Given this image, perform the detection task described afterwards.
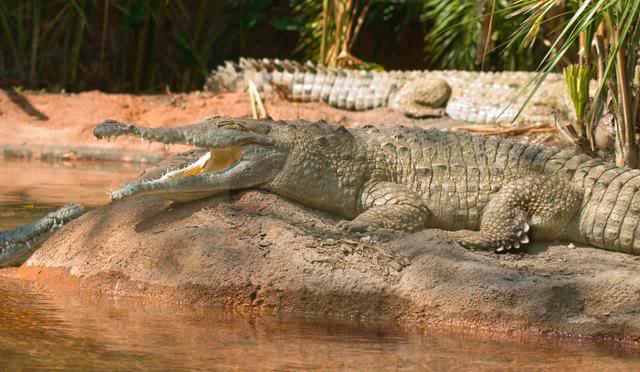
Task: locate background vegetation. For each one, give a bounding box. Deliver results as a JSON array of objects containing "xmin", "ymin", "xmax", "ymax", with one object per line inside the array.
[
  {"xmin": 1, "ymin": 1, "xmax": 638, "ymax": 165},
  {"xmin": 1, "ymin": 0, "xmax": 572, "ymax": 93},
  {"xmin": 508, "ymin": 0, "xmax": 639, "ymax": 167},
  {"xmin": 0, "ymin": 0, "xmax": 296, "ymax": 92}
]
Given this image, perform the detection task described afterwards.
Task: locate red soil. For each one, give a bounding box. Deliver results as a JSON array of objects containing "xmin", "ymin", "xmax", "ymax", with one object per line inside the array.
[
  {"xmin": 0, "ymin": 89, "xmax": 435, "ymax": 155},
  {"xmin": 0, "ymin": 89, "xmax": 560, "ymax": 160}
]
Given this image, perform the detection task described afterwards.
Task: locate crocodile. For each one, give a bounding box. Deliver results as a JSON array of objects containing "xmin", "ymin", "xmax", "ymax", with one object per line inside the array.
[
  {"xmin": 205, "ymin": 58, "xmax": 574, "ymax": 125},
  {"xmin": 93, "ymin": 116, "xmax": 640, "ymax": 255},
  {"xmin": 0, "ymin": 204, "xmax": 84, "ymax": 268}
]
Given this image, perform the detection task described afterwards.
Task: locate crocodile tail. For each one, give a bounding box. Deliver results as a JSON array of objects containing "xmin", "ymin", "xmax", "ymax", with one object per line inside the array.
[
  {"xmin": 204, "ymin": 58, "xmax": 309, "ymax": 94},
  {"xmin": 204, "ymin": 59, "xmax": 245, "ymax": 92},
  {"xmin": 204, "ymin": 58, "xmax": 404, "ymax": 111},
  {"xmin": 0, "ymin": 204, "xmax": 84, "ymax": 267},
  {"xmin": 314, "ymin": 68, "xmax": 404, "ymax": 111},
  {"xmin": 576, "ymin": 166, "xmax": 640, "ymax": 254}
]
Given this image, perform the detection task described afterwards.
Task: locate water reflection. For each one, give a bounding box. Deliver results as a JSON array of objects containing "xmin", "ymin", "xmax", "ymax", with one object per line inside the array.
[{"xmin": 0, "ymin": 276, "xmax": 639, "ymax": 370}]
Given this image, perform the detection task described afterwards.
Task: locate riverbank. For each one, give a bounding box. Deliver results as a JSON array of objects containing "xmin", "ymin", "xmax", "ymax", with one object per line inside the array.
[
  {"xmin": 0, "ymin": 89, "xmax": 422, "ymax": 161},
  {"xmin": 7, "ymin": 190, "xmax": 640, "ymax": 344}
]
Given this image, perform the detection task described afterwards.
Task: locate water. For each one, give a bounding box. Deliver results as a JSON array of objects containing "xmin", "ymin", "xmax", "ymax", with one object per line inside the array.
[
  {"xmin": 1, "ymin": 277, "xmax": 640, "ymax": 371},
  {"xmin": 0, "ymin": 158, "xmax": 144, "ymax": 230},
  {"xmin": 1, "ymin": 158, "xmax": 640, "ymax": 370}
]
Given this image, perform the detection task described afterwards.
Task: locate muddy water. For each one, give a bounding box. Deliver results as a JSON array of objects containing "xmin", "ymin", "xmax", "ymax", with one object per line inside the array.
[
  {"xmin": 0, "ymin": 158, "xmax": 144, "ymax": 230},
  {"xmin": 1, "ymin": 158, "xmax": 640, "ymax": 370},
  {"xmin": 2, "ymin": 277, "xmax": 640, "ymax": 370}
]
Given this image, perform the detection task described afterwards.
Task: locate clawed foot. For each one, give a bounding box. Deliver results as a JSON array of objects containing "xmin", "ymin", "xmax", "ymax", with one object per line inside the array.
[{"xmin": 449, "ymin": 223, "xmax": 531, "ymax": 254}]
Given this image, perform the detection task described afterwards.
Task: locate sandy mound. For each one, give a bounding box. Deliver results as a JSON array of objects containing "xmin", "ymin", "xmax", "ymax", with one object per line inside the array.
[{"xmin": 22, "ymin": 190, "xmax": 640, "ymax": 341}]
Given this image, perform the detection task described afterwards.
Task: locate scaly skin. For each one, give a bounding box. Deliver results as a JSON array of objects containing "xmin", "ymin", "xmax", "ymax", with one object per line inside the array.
[
  {"xmin": 95, "ymin": 117, "xmax": 640, "ymax": 255},
  {"xmin": 205, "ymin": 58, "xmax": 573, "ymax": 124},
  {"xmin": 0, "ymin": 204, "xmax": 84, "ymax": 267}
]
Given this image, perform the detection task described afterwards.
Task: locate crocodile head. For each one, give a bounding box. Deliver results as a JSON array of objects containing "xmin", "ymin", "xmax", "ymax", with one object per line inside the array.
[
  {"xmin": 94, "ymin": 117, "xmax": 363, "ymax": 215},
  {"xmin": 0, "ymin": 204, "xmax": 84, "ymax": 268}
]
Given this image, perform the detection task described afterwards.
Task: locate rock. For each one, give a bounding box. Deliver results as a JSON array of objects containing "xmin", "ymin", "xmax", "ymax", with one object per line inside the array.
[
  {"xmin": 24, "ymin": 190, "xmax": 640, "ymax": 341},
  {"xmin": 390, "ymin": 78, "xmax": 451, "ymax": 118}
]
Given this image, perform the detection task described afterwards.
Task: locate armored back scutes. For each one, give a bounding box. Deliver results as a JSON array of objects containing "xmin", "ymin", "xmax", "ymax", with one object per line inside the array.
[{"xmin": 205, "ymin": 58, "xmax": 575, "ymax": 125}]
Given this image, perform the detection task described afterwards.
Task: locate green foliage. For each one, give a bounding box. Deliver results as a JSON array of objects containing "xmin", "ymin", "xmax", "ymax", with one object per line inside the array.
[
  {"xmin": 289, "ymin": 0, "xmax": 550, "ymax": 71},
  {"xmin": 421, "ymin": 0, "xmax": 479, "ymax": 70},
  {"xmin": 290, "ymin": 0, "xmax": 323, "ymax": 62},
  {"xmin": 290, "ymin": 0, "xmax": 422, "ymax": 67},
  {"xmin": 421, "ymin": 0, "xmax": 549, "ymax": 71},
  {"xmin": 563, "ymin": 64, "xmax": 592, "ymax": 122},
  {"xmin": 0, "ymin": 0, "xmax": 283, "ymax": 92},
  {"xmin": 0, "ymin": 0, "xmax": 568, "ymax": 92},
  {"xmin": 509, "ymin": 0, "xmax": 640, "ymax": 166}
]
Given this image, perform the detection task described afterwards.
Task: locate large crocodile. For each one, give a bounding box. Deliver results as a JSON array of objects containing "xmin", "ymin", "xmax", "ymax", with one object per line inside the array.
[
  {"xmin": 0, "ymin": 204, "xmax": 84, "ymax": 268},
  {"xmin": 90, "ymin": 117, "xmax": 640, "ymax": 255},
  {"xmin": 206, "ymin": 58, "xmax": 573, "ymax": 124}
]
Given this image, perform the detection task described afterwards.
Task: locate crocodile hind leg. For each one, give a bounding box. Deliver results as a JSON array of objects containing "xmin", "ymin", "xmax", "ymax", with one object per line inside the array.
[
  {"xmin": 337, "ymin": 181, "xmax": 430, "ymax": 232},
  {"xmin": 450, "ymin": 175, "xmax": 582, "ymax": 253}
]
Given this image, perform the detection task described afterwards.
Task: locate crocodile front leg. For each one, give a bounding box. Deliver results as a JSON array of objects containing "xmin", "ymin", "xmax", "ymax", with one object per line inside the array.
[
  {"xmin": 337, "ymin": 181, "xmax": 430, "ymax": 232},
  {"xmin": 450, "ymin": 175, "xmax": 582, "ymax": 253}
]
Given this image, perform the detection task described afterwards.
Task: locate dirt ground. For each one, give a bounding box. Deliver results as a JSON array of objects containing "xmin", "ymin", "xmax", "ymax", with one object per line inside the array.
[
  {"xmin": 7, "ymin": 190, "xmax": 640, "ymax": 343},
  {"xmin": 0, "ymin": 89, "xmax": 564, "ymax": 162}
]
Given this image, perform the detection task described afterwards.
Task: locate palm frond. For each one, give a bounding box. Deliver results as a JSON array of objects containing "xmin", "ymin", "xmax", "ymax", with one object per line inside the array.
[
  {"xmin": 422, "ymin": 0, "xmax": 548, "ymax": 71},
  {"xmin": 508, "ymin": 0, "xmax": 640, "ymax": 166}
]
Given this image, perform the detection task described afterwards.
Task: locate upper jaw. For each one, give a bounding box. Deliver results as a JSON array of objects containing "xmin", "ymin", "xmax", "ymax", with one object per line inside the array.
[
  {"xmin": 0, "ymin": 204, "xmax": 84, "ymax": 267},
  {"xmin": 93, "ymin": 119, "xmax": 275, "ymax": 148}
]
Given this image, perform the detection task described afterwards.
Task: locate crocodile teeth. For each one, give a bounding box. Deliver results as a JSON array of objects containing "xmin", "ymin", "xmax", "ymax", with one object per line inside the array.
[
  {"xmin": 513, "ymin": 242, "xmax": 520, "ymax": 249},
  {"xmin": 523, "ymin": 223, "xmax": 530, "ymax": 233},
  {"xmin": 496, "ymin": 246, "xmax": 505, "ymax": 253},
  {"xmin": 156, "ymin": 151, "xmax": 211, "ymax": 182},
  {"xmin": 520, "ymin": 235, "xmax": 529, "ymax": 244}
]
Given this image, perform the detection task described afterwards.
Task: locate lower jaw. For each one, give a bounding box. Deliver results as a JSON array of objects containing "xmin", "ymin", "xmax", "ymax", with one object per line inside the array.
[{"xmin": 112, "ymin": 186, "xmax": 224, "ymax": 203}]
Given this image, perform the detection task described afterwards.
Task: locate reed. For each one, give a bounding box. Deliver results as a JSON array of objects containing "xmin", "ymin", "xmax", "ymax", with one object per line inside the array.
[{"xmin": 0, "ymin": 0, "xmax": 282, "ymax": 92}]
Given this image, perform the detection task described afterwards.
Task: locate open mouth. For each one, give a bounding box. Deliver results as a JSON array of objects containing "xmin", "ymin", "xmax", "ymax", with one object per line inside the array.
[
  {"xmin": 94, "ymin": 119, "xmax": 287, "ymax": 202},
  {"xmin": 154, "ymin": 146, "xmax": 245, "ymax": 183},
  {"xmin": 104, "ymin": 145, "xmax": 248, "ymax": 201}
]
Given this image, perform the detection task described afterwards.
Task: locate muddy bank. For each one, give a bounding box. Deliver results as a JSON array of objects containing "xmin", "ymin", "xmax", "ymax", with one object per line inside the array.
[{"xmin": 16, "ymin": 190, "xmax": 640, "ymax": 342}]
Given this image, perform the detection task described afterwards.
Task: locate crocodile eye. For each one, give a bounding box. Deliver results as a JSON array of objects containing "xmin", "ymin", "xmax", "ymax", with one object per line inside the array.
[{"xmin": 217, "ymin": 120, "xmax": 248, "ymax": 131}]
